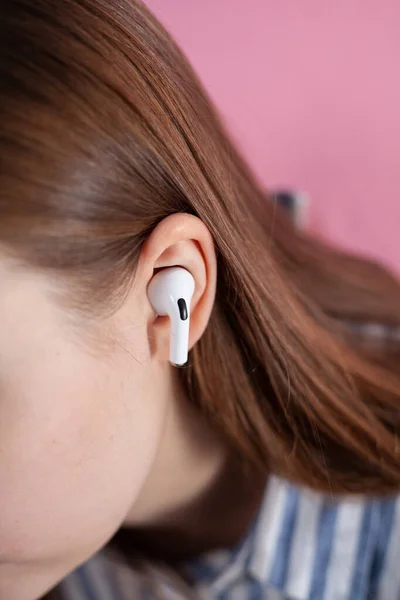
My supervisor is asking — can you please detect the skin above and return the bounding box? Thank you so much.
[0,214,231,600]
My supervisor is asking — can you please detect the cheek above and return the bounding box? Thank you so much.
[0,348,165,568]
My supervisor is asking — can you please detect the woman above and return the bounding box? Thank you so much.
[1,1,399,599]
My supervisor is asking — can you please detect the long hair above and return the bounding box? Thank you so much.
[1,1,400,590]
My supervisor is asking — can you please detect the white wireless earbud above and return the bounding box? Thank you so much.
[147,267,195,366]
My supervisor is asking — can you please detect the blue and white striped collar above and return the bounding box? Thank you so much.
[188,475,397,600]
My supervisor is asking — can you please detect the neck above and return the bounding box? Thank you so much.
[124,369,228,527]
[123,370,265,561]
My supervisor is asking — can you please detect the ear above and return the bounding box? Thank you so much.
[136,214,217,364]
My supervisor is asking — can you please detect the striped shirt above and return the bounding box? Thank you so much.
[57,475,400,599]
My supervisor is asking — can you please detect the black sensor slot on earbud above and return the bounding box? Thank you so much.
[177,298,188,321]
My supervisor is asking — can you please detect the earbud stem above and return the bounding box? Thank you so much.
[170,312,190,366]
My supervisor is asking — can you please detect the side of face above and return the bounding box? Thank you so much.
[0,258,168,599]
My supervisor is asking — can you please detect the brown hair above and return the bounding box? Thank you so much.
[2,0,400,533]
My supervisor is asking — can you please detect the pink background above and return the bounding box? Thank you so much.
[145,1,400,272]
